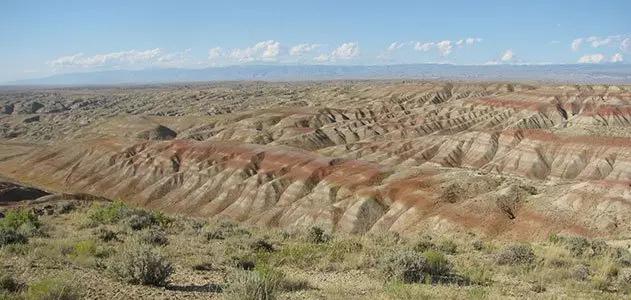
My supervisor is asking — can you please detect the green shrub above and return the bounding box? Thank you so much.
[250,238,275,253]
[422,250,452,277]
[565,236,608,257]
[110,244,173,286]
[496,244,535,265]
[94,228,118,243]
[0,228,28,247]
[55,202,76,215]
[225,265,285,300]
[0,273,22,293]
[472,240,485,251]
[378,250,452,283]
[0,210,40,230]
[74,240,97,257]
[138,228,169,246]
[26,278,80,300]
[88,201,127,224]
[547,233,565,244]
[613,247,631,267]
[438,240,458,254]
[126,209,159,231]
[306,226,329,244]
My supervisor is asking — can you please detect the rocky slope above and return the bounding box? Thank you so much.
[1,81,630,240]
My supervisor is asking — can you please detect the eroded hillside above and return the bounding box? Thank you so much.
[1,81,630,241]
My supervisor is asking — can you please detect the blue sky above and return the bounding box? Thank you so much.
[1,0,629,82]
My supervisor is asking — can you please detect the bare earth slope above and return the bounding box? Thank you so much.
[1,81,630,241]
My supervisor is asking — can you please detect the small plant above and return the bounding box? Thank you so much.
[125,209,158,231]
[613,247,631,267]
[74,240,97,257]
[472,240,485,251]
[88,201,127,224]
[571,264,591,281]
[110,244,173,286]
[306,226,329,244]
[225,265,285,300]
[496,244,535,265]
[94,228,118,242]
[55,202,76,214]
[438,240,458,254]
[0,227,28,247]
[26,278,80,300]
[138,228,169,246]
[204,229,225,240]
[0,272,22,293]
[547,233,565,244]
[564,236,608,257]
[378,250,452,283]
[250,238,275,253]
[422,250,452,277]
[0,210,40,230]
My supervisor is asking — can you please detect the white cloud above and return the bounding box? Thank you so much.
[313,42,360,62]
[465,38,482,45]
[571,39,583,52]
[387,42,405,52]
[572,35,630,51]
[330,42,360,60]
[577,54,605,63]
[413,38,479,55]
[289,43,321,56]
[436,40,452,56]
[313,54,329,62]
[50,48,163,68]
[414,42,434,51]
[208,47,225,60]
[156,48,191,66]
[229,40,280,62]
[501,49,515,61]
[612,53,624,63]
[622,38,630,52]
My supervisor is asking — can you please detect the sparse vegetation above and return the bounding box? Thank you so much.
[0,200,628,299]
[496,244,535,265]
[0,227,28,247]
[26,278,80,300]
[109,243,173,286]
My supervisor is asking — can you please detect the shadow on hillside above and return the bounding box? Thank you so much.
[167,283,224,293]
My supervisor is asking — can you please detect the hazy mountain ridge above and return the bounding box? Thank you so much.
[6,64,631,85]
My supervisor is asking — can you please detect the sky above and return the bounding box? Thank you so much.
[0,0,629,82]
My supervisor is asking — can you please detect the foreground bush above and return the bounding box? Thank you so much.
[110,244,173,286]
[378,250,452,283]
[0,210,40,230]
[138,228,169,246]
[0,227,28,247]
[88,201,128,224]
[0,272,22,294]
[26,278,80,300]
[496,244,535,265]
[225,265,285,300]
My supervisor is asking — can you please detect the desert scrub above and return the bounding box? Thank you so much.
[564,236,608,257]
[110,243,173,286]
[94,228,118,242]
[138,228,169,246]
[438,240,458,254]
[87,201,128,224]
[26,278,80,300]
[378,250,452,283]
[0,227,28,247]
[0,272,23,294]
[54,202,76,214]
[306,226,330,244]
[0,210,40,230]
[496,244,535,265]
[225,265,298,300]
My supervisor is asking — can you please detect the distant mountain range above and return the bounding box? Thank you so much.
[5,64,631,85]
